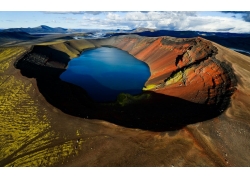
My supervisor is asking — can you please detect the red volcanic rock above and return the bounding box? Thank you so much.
[91,35,236,108]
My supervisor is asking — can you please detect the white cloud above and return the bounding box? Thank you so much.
[44,11,103,15]
[125,12,148,21]
[182,16,250,33]
[77,11,250,32]
[107,12,122,21]
[65,17,77,21]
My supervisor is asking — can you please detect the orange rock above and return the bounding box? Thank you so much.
[93,35,236,109]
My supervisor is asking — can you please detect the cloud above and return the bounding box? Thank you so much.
[221,11,249,14]
[221,11,250,22]
[180,16,250,33]
[77,11,250,32]
[94,11,197,29]
[84,11,103,15]
[44,11,85,14]
[242,13,250,22]
[64,17,77,21]
[107,12,122,20]
[44,11,163,16]
[216,27,234,31]
[124,11,196,22]
[44,11,103,15]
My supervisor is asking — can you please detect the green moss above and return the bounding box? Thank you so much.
[0,47,27,73]
[117,93,151,106]
[143,84,156,90]
[0,75,82,166]
[0,46,83,166]
[165,71,183,85]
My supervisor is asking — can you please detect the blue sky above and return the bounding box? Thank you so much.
[1,1,250,33]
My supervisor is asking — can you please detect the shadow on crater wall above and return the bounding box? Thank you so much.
[36,77,223,132]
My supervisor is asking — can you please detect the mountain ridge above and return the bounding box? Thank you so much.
[2,25,250,37]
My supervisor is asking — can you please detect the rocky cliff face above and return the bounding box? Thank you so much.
[90,35,237,110]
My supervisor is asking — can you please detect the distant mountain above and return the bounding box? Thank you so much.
[131,27,156,33]
[0,31,37,45]
[0,31,35,39]
[3,25,89,34]
[2,25,137,35]
[3,25,70,34]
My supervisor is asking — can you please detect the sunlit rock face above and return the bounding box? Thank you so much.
[90,35,236,110]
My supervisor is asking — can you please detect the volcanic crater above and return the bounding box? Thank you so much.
[14,35,237,131]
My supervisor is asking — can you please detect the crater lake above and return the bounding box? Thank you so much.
[60,47,151,102]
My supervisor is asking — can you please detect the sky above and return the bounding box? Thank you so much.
[1,1,250,33]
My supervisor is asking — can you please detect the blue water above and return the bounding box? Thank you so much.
[60,47,151,102]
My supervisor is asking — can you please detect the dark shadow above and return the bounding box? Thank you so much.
[15,47,230,132]
[35,77,223,131]
[29,45,74,66]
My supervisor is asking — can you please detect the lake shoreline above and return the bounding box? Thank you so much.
[60,47,151,102]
